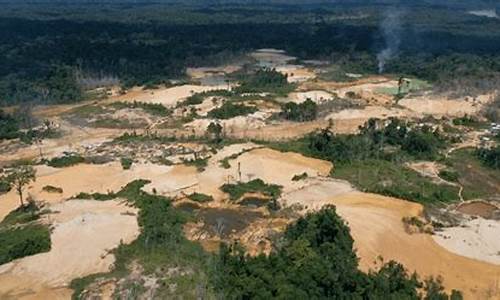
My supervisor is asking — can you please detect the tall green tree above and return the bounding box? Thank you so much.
[8,166,36,207]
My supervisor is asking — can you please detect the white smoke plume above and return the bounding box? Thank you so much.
[377,9,405,74]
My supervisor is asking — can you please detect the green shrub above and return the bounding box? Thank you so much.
[183,157,208,172]
[187,192,214,203]
[292,172,308,181]
[476,146,500,170]
[207,102,257,120]
[0,224,51,265]
[73,192,115,201]
[47,153,85,168]
[281,99,317,122]
[0,109,20,140]
[121,157,133,170]
[452,114,478,127]
[42,185,63,193]
[235,68,295,96]
[438,169,459,182]
[219,158,231,169]
[0,176,11,194]
[0,202,40,226]
[110,101,170,116]
[220,179,282,201]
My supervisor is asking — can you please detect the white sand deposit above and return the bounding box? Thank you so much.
[433,218,500,265]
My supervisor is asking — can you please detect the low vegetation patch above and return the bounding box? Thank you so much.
[281,99,317,122]
[438,169,459,183]
[333,159,459,204]
[47,153,85,168]
[476,146,500,170]
[292,172,308,181]
[109,101,170,117]
[207,102,257,119]
[120,157,133,170]
[235,68,295,96]
[0,202,51,265]
[42,185,63,193]
[0,176,12,194]
[452,114,480,127]
[73,191,116,201]
[0,224,51,265]
[187,192,214,203]
[446,148,500,200]
[220,179,282,201]
[182,157,208,172]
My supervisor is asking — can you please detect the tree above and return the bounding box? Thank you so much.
[8,166,36,207]
[207,122,223,143]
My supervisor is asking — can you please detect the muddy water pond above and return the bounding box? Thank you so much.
[198,208,263,238]
[456,201,500,219]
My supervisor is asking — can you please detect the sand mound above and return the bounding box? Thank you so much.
[0,200,139,299]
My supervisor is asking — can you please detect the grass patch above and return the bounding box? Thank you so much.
[332,159,460,204]
[187,192,214,203]
[220,179,282,201]
[376,78,432,96]
[446,148,500,200]
[332,159,459,204]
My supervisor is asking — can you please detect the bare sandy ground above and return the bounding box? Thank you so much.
[186,65,242,80]
[399,94,492,117]
[323,192,500,300]
[275,65,316,83]
[325,106,413,132]
[184,111,271,135]
[433,218,500,265]
[143,146,333,200]
[0,200,139,299]
[0,162,172,222]
[287,90,334,104]
[0,120,121,166]
[112,84,230,107]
